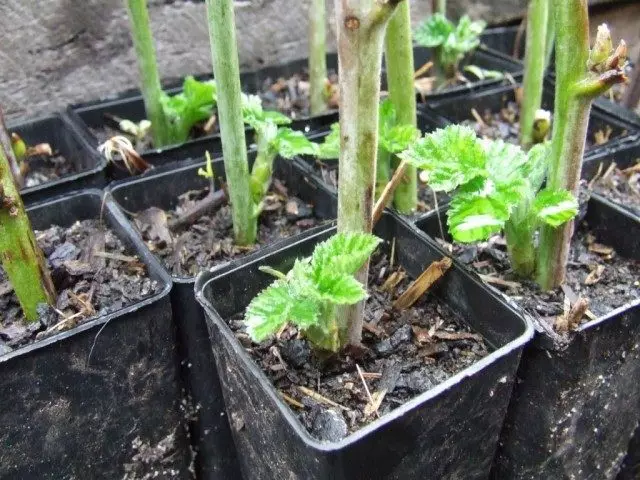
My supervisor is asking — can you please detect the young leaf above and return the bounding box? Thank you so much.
[463,65,504,80]
[272,128,319,159]
[447,194,510,243]
[414,13,453,48]
[523,143,550,192]
[398,125,487,192]
[312,232,382,278]
[242,93,291,129]
[532,190,579,227]
[245,280,319,342]
[161,76,217,143]
[483,139,529,182]
[197,151,215,179]
[453,16,486,53]
[378,99,397,135]
[317,123,340,159]
[315,272,368,304]
[379,124,421,154]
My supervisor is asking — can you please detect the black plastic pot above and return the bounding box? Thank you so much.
[480,26,524,60]
[404,45,523,103]
[194,212,533,479]
[8,114,105,205]
[423,81,639,154]
[416,196,640,479]
[108,153,337,479]
[0,190,190,479]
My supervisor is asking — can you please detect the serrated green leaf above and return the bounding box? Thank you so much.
[273,128,319,158]
[244,281,306,341]
[312,232,382,279]
[379,99,397,135]
[532,190,578,227]
[398,125,487,192]
[380,124,421,154]
[315,272,368,304]
[161,76,217,143]
[447,193,510,242]
[262,110,293,126]
[414,13,453,48]
[524,143,550,192]
[453,15,486,53]
[483,139,528,182]
[317,123,340,160]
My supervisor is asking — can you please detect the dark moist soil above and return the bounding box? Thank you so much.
[434,221,640,332]
[0,220,161,354]
[22,152,78,188]
[461,100,620,148]
[227,251,489,442]
[591,162,640,218]
[310,159,446,217]
[134,179,323,278]
[258,71,339,119]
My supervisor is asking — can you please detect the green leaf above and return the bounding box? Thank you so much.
[379,124,421,154]
[414,13,453,48]
[161,76,217,143]
[483,139,528,183]
[448,193,510,243]
[524,143,550,192]
[197,151,215,179]
[312,232,382,279]
[398,125,487,192]
[453,15,486,53]
[261,110,293,126]
[532,190,579,227]
[242,93,292,130]
[315,272,368,304]
[446,176,527,242]
[317,123,340,159]
[378,99,397,135]
[272,128,319,158]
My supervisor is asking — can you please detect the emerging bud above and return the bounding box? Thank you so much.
[533,109,552,144]
[588,24,613,73]
[10,133,27,162]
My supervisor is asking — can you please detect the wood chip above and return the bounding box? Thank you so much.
[478,274,521,290]
[280,392,304,409]
[584,264,605,285]
[414,60,434,79]
[393,257,452,310]
[363,321,384,337]
[412,325,432,344]
[432,330,484,342]
[471,108,487,128]
[588,243,615,257]
[297,386,348,411]
[621,162,640,175]
[555,297,589,333]
[380,270,406,293]
[363,390,387,417]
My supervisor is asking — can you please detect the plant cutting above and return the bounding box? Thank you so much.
[537,9,628,290]
[413,12,486,84]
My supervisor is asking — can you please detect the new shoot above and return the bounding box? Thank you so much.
[245,232,381,352]
[414,14,485,83]
[399,125,578,281]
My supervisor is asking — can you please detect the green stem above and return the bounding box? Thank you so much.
[520,0,549,149]
[504,207,536,278]
[335,0,402,347]
[124,0,170,147]
[385,1,418,214]
[249,131,277,208]
[0,109,56,322]
[536,0,593,290]
[309,0,328,115]
[376,147,391,199]
[432,0,446,14]
[205,0,256,246]
[544,0,555,71]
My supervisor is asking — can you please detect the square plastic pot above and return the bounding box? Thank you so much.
[415,196,640,479]
[7,114,106,205]
[194,212,533,479]
[108,153,337,479]
[0,190,190,479]
[480,26,524,60]
[422,82,639,155]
